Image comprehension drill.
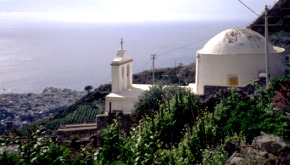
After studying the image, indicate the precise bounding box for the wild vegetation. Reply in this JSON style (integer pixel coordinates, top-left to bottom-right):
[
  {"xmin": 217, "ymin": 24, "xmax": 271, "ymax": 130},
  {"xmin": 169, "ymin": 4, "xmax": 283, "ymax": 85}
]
[
  {"xmin": 1, "ymin": 73, "xmax": 290, "ymax": 164},
  {"xmin": 133, "ymin": 62, "xmax": 195, "ymax": 85}
]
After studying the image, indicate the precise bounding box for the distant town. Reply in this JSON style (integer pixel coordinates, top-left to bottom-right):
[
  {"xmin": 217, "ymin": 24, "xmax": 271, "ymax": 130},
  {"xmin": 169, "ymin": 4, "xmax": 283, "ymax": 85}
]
[{"xmin": 0, "ymin": 87, "xmax": 85, "ymax": 132}]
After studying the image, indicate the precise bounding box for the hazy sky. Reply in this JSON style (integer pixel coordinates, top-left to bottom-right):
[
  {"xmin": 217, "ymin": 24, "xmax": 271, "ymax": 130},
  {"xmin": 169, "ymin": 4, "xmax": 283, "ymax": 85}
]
[{"xmin": 0, "ymin": 0, "xmax": 278, "ymax": 23}]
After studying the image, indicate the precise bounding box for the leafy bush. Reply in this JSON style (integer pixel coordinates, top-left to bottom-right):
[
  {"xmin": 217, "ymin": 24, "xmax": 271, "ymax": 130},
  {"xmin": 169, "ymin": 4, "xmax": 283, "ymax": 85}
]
[
  {"xmin": 0, "ymin": 126, "xmax": 96, "ymax": 165},
  {"xmin": 94, "ymin": 120, "xmax": 127, "ymax": 164},
  {"xmin": 213, "ymin": 88, "xmax": 290, "ymax": 143},
  {"xmin": 0, "ymin": 150, "xmax": 18, "ymax": 165},
  {"xmin": 132, "ymin": 85, "xmax": 196, "ymax": 122}
]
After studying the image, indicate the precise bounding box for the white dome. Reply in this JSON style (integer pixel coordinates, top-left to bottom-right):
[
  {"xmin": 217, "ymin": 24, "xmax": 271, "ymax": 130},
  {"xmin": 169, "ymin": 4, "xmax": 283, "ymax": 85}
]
[{"xmin": 199, "ymin": 28, "xmax": 283, "ymax": 55}]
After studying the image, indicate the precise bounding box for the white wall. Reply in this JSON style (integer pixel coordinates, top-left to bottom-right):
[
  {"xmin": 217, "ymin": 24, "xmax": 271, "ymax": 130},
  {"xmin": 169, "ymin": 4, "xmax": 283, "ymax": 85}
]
[
  {"xmin": 111, "ymin": 65, "xmax": 121, "ymax": 93},
  {"xmin": 105, "ymin": 97, "xmax": 138, "ymax": 114},
  {"xmin": 127, "ymin": 63, "xmax": 133, "ymax": 89},
  {"xmin": 195, "ymin": 52, "xmax": 285, "ymax": 95},
  {"xmin": 111, "ymin": 62, "xmax": 133, "ymax": 93}
]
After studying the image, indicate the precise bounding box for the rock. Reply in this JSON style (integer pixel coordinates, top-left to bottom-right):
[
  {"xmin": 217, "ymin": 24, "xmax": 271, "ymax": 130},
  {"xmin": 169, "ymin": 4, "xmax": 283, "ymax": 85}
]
[
  {"xmin": 242, "ymin": 147, "xmax": 268, "ymax": 163},
  {"xmin": 225, "ymin": 134, "xmax": 290, "ymax": 165},
  {"xmin": 280, "ymin": 154, "xmax": 290, "ymax": 165},
  {"xmin": 224, "ymin": 141, "xmax": 240, "ymax": 156},
  {"xmin": 228, "ymin": 157, "xmax": 244, "ymax": 165},
  {"xmin": 227, "ymin": 156, "xmax": 245, "ymax": 165},
  {"xmin": 252, "ymin": 134, "xmax": 290, "ymax": 155},
  {"xmin": 225, "ymin": 151, "xmax": 242, "ymax": 165}
]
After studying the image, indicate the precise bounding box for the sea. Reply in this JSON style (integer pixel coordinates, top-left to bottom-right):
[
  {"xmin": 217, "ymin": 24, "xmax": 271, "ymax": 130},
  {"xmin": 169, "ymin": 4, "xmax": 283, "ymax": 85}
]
[{"xmin": 0, "ymin": 20, "xmax": 249, "ymax": 93}]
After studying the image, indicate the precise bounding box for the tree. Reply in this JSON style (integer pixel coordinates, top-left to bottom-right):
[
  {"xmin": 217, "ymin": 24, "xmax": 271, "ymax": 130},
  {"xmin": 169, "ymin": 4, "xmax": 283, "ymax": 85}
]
[
  {"xmin": 132, "ymin": 85, "xmax": 192, "ymax": 122},
  {"xmin": 84, "ymin": 85, "xmax": 93, "ymax": 93}
]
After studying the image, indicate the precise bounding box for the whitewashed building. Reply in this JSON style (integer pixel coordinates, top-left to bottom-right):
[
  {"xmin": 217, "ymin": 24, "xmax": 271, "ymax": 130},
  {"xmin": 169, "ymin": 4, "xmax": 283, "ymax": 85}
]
[
  {"xmin": 105, "ymin": 40, "xmax": 150, "ymax": 114},
  {"xmin": 105, "ymin": 28, "xmax": 286, "ymax": 113},
  {"xmin": 194, "ymin": 28, "xmax": 285, "ymax": 95}
]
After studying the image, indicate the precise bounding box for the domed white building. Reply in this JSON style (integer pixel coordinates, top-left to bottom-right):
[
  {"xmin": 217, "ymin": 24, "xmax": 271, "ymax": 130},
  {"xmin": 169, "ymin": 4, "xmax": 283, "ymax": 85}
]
[
  {"xmin": 105, "ymin": 29, "xmax": 286, "ymax": 113},
  {"xmin": 194, "ymin": 28, "xmax": 285, "ymax": 95}
]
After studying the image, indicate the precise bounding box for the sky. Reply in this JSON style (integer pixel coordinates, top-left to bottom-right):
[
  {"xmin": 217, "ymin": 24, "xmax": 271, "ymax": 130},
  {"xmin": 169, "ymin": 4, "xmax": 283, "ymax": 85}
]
[{"xmin": 0, "ymin": 0, "xmax": 279, "ymax": 23}]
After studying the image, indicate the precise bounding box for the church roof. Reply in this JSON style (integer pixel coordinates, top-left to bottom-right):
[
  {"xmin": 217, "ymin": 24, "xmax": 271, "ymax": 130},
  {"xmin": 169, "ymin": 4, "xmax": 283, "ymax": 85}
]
[
  {"xmin": 198, "ymin": 28, "xmax": 284, "ymax": 55},
  {"xmin": 106, "ymin": 84, "xmax": 151, "ymax": 99},
  {"xmin": 111, "ymin": 49, "xmax": 133, "ymax": 65}
]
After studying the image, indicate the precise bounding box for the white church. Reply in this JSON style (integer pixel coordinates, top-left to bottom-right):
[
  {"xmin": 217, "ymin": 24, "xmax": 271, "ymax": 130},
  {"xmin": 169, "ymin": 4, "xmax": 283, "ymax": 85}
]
[
  {"xmin": 105, "ymin": 39, "xmax": 151, "ymax": 114},
  {"xmin": 105, "ymin": 28, "xmax": 285, "ymax": 114}
]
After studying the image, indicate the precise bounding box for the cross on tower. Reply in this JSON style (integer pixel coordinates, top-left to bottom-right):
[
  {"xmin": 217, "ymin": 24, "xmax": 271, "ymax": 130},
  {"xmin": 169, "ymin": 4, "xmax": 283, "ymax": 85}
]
[{"xmin": 120, "ymin": 38, "xmax": 124, "ymax": 50}]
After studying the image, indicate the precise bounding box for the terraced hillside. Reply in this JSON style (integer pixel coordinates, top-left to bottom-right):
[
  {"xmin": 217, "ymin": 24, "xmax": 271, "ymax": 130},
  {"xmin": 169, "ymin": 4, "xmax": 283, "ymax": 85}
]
[{"xmin": 248, "ymin": 0, "xmax": 290, "ymax": 54}]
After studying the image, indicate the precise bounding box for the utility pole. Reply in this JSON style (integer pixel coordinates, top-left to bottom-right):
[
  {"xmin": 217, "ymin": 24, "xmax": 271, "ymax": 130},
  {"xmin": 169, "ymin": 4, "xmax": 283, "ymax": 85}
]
[
  {"xmin": 151, "ymin": 54, "xmax": 157, "ymax": 85},
  {"xmin": 238, "ymin": 1, "xmax": 269, "ymax": 85},
  {"xmin": 265, "ymin": 5, "xmax": 269, "ymax": 86}
]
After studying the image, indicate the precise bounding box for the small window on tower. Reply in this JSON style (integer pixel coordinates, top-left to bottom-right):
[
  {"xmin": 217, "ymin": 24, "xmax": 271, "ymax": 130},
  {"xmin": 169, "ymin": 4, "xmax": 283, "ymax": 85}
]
[
  {"xmin": 127, "ymin": 64, "xmax": 130, "ymax": 77},
  {"xmin": 228, "ymin": 75, "xmax": 238, "ymax": 86}
]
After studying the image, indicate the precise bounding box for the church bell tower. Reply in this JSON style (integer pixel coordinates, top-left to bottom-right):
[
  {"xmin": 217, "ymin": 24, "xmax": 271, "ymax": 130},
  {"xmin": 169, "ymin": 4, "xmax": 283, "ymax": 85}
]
[{"xmin": 111, "ymin": 38, "xmax": 133, "ymax": 93}]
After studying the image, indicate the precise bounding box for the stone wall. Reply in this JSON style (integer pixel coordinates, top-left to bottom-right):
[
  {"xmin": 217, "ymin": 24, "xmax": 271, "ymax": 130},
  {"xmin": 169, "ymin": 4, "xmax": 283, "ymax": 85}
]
[
  {"xmin": 203, "ymin": 78, "xmax": 265, "ymax": 96},
  {"xmin": 56, "ymin": 110, "xmax": 133, "ymax": 143},
  {"xmin": 57, "ymin": 127, "xmax": 98, "ymax": 141}
]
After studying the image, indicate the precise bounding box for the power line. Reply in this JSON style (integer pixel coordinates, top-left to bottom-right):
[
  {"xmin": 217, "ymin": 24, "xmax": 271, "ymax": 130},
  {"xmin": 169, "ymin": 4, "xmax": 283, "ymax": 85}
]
[
  {"xmin": 140, "ymin": 12, "xmax": 266, "ymax": 70},
  {"xmin": 238, "ymin": 0, "xmax": 260, "ymax": 16},
  {"xmin": 156, "ymin": 23, "xmax": 254, "ymax": 58},
  {"xmin": 157, "ymin": 38, "xmax": 209, "ymax": 57}
]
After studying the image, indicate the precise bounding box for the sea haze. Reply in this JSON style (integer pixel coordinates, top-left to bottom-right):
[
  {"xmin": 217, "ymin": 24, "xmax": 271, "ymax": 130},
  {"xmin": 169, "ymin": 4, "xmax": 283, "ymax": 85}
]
[{"xmin": 0, "ymin": 20, "xmax": 244, "ymax": 93}]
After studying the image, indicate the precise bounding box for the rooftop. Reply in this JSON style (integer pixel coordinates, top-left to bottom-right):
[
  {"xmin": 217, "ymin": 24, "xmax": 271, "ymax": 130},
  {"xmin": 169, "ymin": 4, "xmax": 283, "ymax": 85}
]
[
  {"xmin": 106, "ymin": 84, "xmax": 151, "ymax": 99},
  {"xmin": 198, "ymin": 28, "xmax": 284, "ymax": 55}
]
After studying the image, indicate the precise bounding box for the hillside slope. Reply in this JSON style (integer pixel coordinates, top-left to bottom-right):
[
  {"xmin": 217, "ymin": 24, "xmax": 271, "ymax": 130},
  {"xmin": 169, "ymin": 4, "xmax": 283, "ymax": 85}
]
[
  {"xmin": 133, "ymin": 62, "xmax": 195, "ymax": 85},
  {"xmin": 248, "ymin": 0, "xmax": 290, "ymax": 54},
  {"xmin": 40, "ymin": 63, "xmax": 195, "ymax": 130}
]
